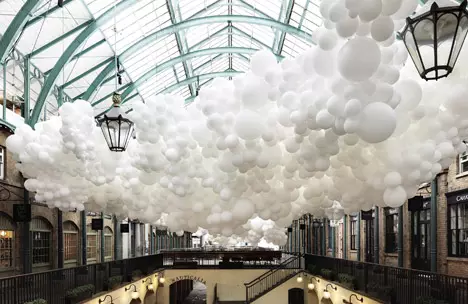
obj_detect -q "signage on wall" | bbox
[446,190,468,205]
[361,210,373,220]
[170,275,207,285]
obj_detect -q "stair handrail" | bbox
[244,255,299,286]
[244,256,301,303]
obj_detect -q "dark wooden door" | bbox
[288,288,304,304]
[412,206,431,271]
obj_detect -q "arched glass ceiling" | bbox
[0,0,322,123]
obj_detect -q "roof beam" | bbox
[24,0,76,29]
[189,0,270,20]
[60,57,113,88]
[167,0,194,95]
[29,20,93,58]
[82,15,310,106]
[275,0,296,54]
[298,0,311,28]
[231,26,281,55]
[189,25,230,51]
[29,0,138,127]
[0,0,42,64]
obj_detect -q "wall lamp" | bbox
[323,283,337,299]
[307,277,320,291]
[98,295,114,304]
[296,275,303,283]
[156,273,166,287]
[142,277,154,291]
[124,284,139,300]
[343,293,364,303]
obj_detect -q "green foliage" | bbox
[337,273,355,290]
[65,284,94,299]
[307,264,316,274]
[24,299,47,304]
[108,275,123,288]
[320,268,334,280]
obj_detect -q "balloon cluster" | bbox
[7,0,468,245]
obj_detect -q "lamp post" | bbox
[96,92,134,152]
[400,0,468,80]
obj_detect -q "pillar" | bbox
[430,177,438,272]
[114,216,121,260]
[357,213,361,262]
[149,225,153,254]
[81,211,87,265]
[100,213,105,262]
[398,206,404,267]
[374,207,379,264]
[2,60,7,120]
[343,215,347,260]
[332,225,336,258]
[322,219,326,256]
[57,209,64,269]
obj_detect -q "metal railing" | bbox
[0,254,163,304]
[305,254,468,304]
[244,255,301,303]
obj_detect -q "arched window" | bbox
[86,224,99,262]
[31,217,52,265]
[104,226,113,260]
[63,221,79,262]
[0,213,15,268]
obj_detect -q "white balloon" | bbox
[338,37,381,82]
[357,102,397,143]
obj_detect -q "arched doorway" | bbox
[288,288,304,304]
[169,279,207,304]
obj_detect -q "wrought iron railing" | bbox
[305,254,468,304]
[244,255,301,303]
[0,254,163,304]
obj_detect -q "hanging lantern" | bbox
[97,92,134,152]
[400,0,468,80]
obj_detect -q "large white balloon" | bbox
[357,102,397,143]
[338,37,381,82]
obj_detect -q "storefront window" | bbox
[449,203,468,257]
[31,217,52,265]
[86,224,98,262]
[350,215,358,250]
[385,208,399,253]
[104,226,113,260]
[64,221,78,261]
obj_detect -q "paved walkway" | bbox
[182,281,207,304]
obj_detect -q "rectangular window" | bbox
[449,202,468,257]
[350,216,358,250]
[460,149,468,173]
[86,234,97,261]
[32,231,51,265]
[0,147,5,179]
[64,232,78,261]
[104,235,112,259]
[385,208,399,253]
[0,230,13,268]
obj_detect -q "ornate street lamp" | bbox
[400,0,468,80]
[96,92,134,152]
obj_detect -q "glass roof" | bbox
[0,0,324,119]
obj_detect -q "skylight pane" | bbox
[243,0,282,19]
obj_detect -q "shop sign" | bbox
[446,190,468,205]
[170,275,207,285]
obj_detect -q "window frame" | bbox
[0,229,14,269]
[350,215,358,250]
[104,227,113,260]
[384,208,399,253]
[31,230,51,266]
[459,148,468,174]
[448,201,468,257]
[86,227,98,263]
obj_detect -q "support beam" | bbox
[29,0,138,127]
[120,47,279,101]
[343,215,347,259]
[29,20,93,58]
[0,0,41,64]
[80,15,308,109]
[188,0,270,20]
[430,177,438,272]
[398,206,404,267]
[189,26,229,51]
[167,0,194,95]
[2,61,7,120]
[275,0,296,54]
[61,57,113,88]
[25,0,76,29]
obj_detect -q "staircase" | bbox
[244,255,302,303]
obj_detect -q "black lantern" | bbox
[400,0,468,80]
[97,92,134,152]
